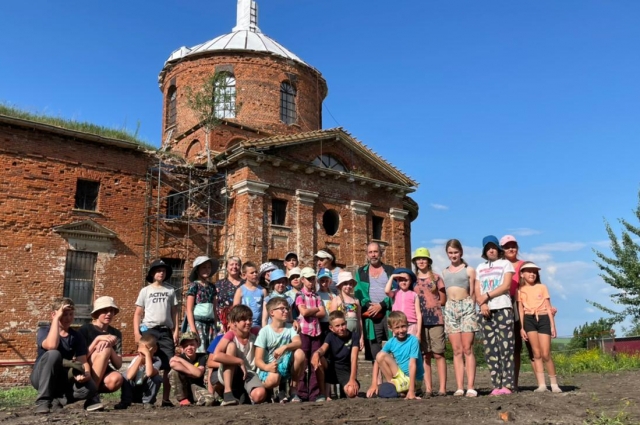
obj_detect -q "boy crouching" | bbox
[254,297,305,402]
[115,334,163,409]
[367,311,424,400]
[169,331,214,406]
[311,311,360,399]
[212,305,267,406]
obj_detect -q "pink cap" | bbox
[499,235,518,247]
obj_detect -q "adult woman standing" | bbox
[441,240,479,397]
[215,256,243,310]
[500,235,527,389]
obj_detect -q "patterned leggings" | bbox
[479,308,515,389]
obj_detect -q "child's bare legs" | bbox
[434,352,447,394]
[89,348,111,388]
[423,353,433,393]
[222,342,238,398]
[290,349,305,398]
[461,332,476,390]
[375,351,399,382]
[317,363,327,399]
[448,332,465,392]
[529,331,561,392]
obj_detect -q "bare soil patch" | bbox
[1,361,638,425]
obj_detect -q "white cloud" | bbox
[430,238,449,245]
[430,203,449,210]
[592,240,611,249]
[508,227,541,237]
[533,242,586,252]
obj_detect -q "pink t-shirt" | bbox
[392,290,418,324]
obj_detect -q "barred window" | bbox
[214,73,236,119]
[63,251,97,321]
[74,179,100,211]
[280,82,297,124]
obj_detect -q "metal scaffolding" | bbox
[142,157,228,302]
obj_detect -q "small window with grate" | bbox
[63,250,97,322]
[272,199,287,226]
[75,179,100,211]
[167,191,187,219]
[214,73,237,119]
[372,216,384,240]
[280,82,297,124]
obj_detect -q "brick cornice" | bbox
[232,179,269,196]
[389,208,409,221]
[296,189,319,205]
[350,200,371,215]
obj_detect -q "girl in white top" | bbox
[475,235,515,396]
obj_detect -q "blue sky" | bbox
[2,1,639,336]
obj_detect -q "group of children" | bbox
[32,238,562,413]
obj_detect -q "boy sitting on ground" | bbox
[115,334,163,409]
[212,305,267,406]
[255,297,305,402]
[30,297,102,414]
[169,331,214,406]
[311,311,361,399]
[366,311,424,400]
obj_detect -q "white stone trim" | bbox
[232,179,269,196]
[350,200,371,215]
[389,208,409,220]
[296,189,319,205]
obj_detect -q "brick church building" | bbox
[0,0,418,384]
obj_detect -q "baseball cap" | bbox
[317,268,332,280]
[300,267,316,278]
[499,235,518,247]
[287,267,301,278]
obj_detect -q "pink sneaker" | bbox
[498,388,512,395]
[489,388,502,396]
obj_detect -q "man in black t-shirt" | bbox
[311,311,360,398]
[168,332,213,406]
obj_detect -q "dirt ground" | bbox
[1,359,638,425]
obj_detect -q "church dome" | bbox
[159,0,315,86]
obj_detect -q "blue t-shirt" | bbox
[382,334,424,381]
[240,285,265,327]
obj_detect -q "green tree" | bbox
[622,317,640,337]
[184,72,240,169]
[567,318,616,350]
[589,190,640,322]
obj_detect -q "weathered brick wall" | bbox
[160,52,328,155]
[0,123,150,373]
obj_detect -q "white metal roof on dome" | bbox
[159,0,313,86]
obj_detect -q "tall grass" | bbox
[0,103,155,150]
[553,349,640,375]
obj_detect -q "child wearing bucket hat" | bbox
[133,259,179,406]
[185,256,220,354]
[411,248,448,397]
[261,269,294,328]
[330,271,365,350]
[475,235,516,396]
[78,296,124,395]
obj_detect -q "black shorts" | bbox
[209,368,220,386]
[143,327,175,371]
[523,315,551,335]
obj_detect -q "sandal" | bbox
[436,391,447,397]
[465,389,478,398]
[453,389,465,397]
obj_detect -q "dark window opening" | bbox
[272,199,287,226]
[280,82,297,124]
[63,251,97,322]
[75,180,100,211]
[167,191,187,218]
[323,209,340,236]
[166,85,177,127]
[372,216,384,240]
[214,73,236,119]
[161,258,185,304]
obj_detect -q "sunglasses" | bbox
[272,306,290,312]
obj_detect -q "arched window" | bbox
[280,82,297,124]
[166,85,177,127]
[312,154,346,172]
[214,73,236,119]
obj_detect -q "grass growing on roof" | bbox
[0,103,156,150]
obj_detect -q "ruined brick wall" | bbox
[0,123,150,378]
[160,52,328,156]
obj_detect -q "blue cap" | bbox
[378,382,398,398]
[392,267,417,289]
[481,235,502,260]
[269,269,286,282]
[317,268,333,280]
